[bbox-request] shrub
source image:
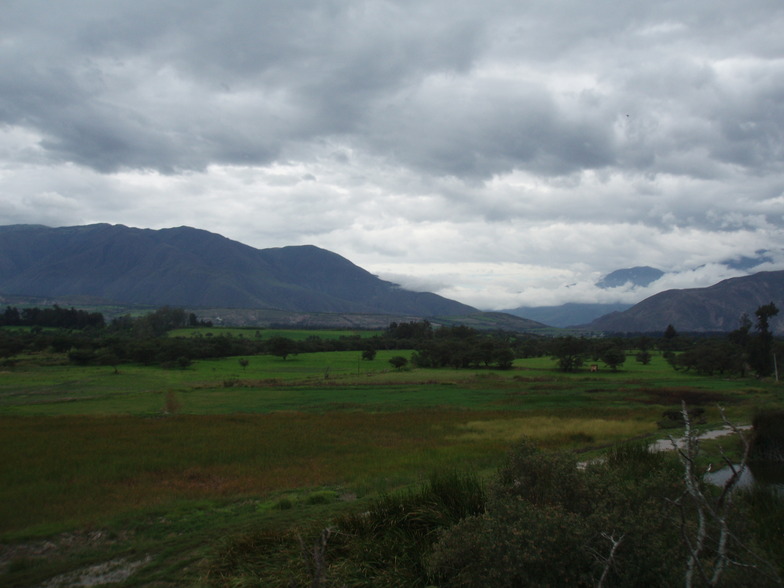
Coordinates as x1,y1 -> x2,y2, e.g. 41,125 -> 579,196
306,491 -> 337,505
429,500 -> 591,587
429,439 -> 687,587
388,355 -> 408,370
494,439 -> 594,515
749,410 -> 784,462
330,470 -> 485,586
67,348 -> 96,365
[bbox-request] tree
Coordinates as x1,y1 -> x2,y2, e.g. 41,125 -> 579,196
667,404 -> 768,587
96,350 -> 121,374
494,347 -> 515,370
728,313 -> 752,348
67,348 -> 96,366
749,303 -> 779,377
550,337 -> 588,372
389,356 -> 408,370
660,324 -> 680,352
755,302 -> 779,334
673,339 -> 747,376
600,347 -> 626,371
134,306 -> 187,337
2,306 -> 20,326
635,350 -> 652,365
238,358 -> 249,371
361,348 -> 377,361
268,337 -> 297,361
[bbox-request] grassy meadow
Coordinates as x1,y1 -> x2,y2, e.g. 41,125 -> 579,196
1,334 -> 782,586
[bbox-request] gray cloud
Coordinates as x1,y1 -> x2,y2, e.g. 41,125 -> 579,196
1,0 -> 783,309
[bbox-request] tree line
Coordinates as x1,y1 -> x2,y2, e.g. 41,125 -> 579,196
2,305 -> 105,329
544,303 -> 782,379
1,305 -> 781,378
666,303 -> 780,377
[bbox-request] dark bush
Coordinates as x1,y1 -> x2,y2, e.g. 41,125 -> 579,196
330,470 -> 485,586
429,440 -> 688,587
750,410 -> 784,462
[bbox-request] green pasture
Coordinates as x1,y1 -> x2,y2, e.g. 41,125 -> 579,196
1,346 -> 782,586
1,351 -> 774,418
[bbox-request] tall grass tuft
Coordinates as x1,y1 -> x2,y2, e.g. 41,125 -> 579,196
329,470 -> 486,586
738,485 -> 784,569
338,470 -> 485,538
203,471 -> 486,587
605,439 -> 665,471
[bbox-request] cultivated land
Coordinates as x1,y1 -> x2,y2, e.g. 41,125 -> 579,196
1,330 -> 782,586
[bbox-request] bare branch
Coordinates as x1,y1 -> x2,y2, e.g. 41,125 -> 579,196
595,532 -> 625,588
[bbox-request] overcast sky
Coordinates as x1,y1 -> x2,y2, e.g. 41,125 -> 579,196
2,0 -> 783,310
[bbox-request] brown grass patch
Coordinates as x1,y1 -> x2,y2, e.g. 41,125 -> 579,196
0,411 -> 517,533
631,387 -> 728,405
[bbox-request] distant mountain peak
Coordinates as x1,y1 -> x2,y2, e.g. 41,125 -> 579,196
596,266 -> 664,289
722,250 -> 773,271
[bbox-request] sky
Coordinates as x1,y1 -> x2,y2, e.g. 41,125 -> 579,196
1,0 -> 783,310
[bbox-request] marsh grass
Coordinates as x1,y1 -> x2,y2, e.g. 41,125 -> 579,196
448,416 -> 657,448
1,347 -> 782,585
0,411 -> 513,536
207,470 -> 486,587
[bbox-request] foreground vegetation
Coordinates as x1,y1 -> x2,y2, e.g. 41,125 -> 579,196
1,308 -> 783,586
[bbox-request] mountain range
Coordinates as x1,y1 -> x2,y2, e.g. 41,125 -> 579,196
1,223 -> 781,334
0,224 -> 482,318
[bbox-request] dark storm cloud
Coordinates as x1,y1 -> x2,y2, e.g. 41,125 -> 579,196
1,0 -> 486,173
3,0 -> 783,184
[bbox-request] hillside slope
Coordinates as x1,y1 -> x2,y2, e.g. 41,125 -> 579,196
0,224 -> 477,316
585,271 -> 784,333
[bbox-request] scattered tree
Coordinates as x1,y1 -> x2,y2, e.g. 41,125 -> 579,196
599,346 -> 626,371
549,336 -> 588,372
749,302 -> 779,377
635,350 -> 652,365
268,336 -> 297,361
389,355 -> 408,370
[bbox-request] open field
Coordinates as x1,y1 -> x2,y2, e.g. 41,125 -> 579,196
1,346 -> 782,585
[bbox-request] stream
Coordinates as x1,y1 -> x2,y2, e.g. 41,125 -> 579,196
705,462 -> 784,493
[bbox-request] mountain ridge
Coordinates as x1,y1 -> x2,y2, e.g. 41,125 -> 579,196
582,271 -> 784,334
0,224 -> 478,317
596,266 -> 664,289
